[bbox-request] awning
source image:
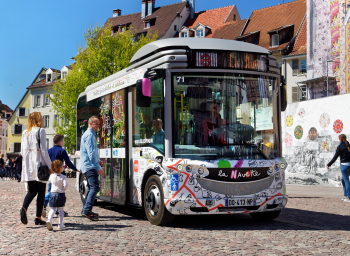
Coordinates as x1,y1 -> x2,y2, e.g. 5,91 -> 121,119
297,76 -> 336,85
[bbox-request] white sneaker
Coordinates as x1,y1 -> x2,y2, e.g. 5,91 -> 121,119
344,199 -> 350,202
46,221 -> 53,231
342,196 -> 348,201
58,224 -> 66,229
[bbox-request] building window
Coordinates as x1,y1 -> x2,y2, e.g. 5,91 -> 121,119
233,14 -> 236,21
14,125 -> 22,134
36,95 -> 41,107
54,115 -> 59,126
45,94 -> 50,105
301,60 -> 307,73
292,87 -> 299,103
14,143 -> 21,153
43,115 -> 50,128
174,25 -> 177,31
62,71 -> 67,80
292,59 -> 299,76
47,74 -> 52,83
271,34 -> 279,47
196,30 -> 204,38
145,22 -> 150,28
19,108 -> 26,116
180,32 -> 188,38
120,27 -> 125,32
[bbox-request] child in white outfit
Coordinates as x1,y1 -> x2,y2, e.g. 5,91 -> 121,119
46,160 -> 68,231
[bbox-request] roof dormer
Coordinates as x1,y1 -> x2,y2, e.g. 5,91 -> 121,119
178,26 -> 195,38
46,68 -> 60,83
60,66 -> 72,81
267,24 -> 294,48
193,23 -> 211,38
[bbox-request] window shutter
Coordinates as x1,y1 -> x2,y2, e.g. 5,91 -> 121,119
10,125 -> 15,134
292,60 -> 299,76
22,124 -> 27,131
16,108 -> 19,116
292,87 -> 299,103
25,108 -> 29,116
32,95 -> 35,108
9,143 -> 14,153
42,94 -> 45,107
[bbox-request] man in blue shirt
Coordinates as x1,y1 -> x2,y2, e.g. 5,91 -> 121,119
80,116 -> 104,221
151,118 -> 165,145
44,134 -> 79,217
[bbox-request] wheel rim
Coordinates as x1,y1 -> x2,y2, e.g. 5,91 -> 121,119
146,184 -> 161,216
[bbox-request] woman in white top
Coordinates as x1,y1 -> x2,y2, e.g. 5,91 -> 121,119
20,112 -> 52,226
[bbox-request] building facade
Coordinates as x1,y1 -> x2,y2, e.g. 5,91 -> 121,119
0,103 -> 13,158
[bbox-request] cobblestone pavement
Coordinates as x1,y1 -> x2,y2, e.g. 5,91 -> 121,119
1,179 -> 350,255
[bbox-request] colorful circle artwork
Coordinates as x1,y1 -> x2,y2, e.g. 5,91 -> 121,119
298,108 -> 305,118
285,134 -> 293,147
286,115 -> 293,127
319,113 -> 330,129
321,140 -> 329,152
333,119 -> 344,134
308,127 -> 318,141
294,125 -> 303,140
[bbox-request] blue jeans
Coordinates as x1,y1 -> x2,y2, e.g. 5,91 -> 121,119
82,169 -> 100,214
340,165 -> 350,197
44,183 -> 52,207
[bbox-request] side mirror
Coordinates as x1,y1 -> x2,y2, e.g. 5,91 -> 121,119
136,78 -> 151,107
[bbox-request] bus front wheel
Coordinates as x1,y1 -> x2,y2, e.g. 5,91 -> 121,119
143,175 -> 175,226
249,210 -> 281,221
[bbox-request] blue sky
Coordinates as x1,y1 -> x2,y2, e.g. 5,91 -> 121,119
0,0 -> 294,110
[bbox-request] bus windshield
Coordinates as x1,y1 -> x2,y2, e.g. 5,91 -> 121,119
173,73 -> 279,161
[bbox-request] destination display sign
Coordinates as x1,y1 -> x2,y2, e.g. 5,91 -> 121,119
206,167 -> 270,182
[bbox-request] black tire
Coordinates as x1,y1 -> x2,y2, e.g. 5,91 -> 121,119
249,210 -> 281,221
143,175 -> 175,226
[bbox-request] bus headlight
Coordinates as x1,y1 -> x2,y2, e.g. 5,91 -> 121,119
280,163 -> 285,169
198,167 -> 204,175
186,165 -> 192,172
177,164 -> 183,171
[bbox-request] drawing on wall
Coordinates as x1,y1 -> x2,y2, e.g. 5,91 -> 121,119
294,125 -> 303,140
298,108 -> 305,118
333,119 -> 343,133
308,127 -> 318,141
286,115 -> 293,127
282,94 -> 350,187
285,134 -> 293,147
319,113 -> 330,128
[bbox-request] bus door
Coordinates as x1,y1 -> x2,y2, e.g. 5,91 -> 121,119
98,94 -> 112,202
111,90 -> 127,205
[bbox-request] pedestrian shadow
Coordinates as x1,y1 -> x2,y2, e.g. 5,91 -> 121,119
64,222 -> 131,231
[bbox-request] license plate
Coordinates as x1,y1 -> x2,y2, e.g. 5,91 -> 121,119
225,199 -> 247,207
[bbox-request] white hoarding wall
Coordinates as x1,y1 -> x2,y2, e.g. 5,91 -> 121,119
282,94 -> 350,187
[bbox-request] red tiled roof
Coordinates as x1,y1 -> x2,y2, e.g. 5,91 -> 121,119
0,104 -> 13,113
289,16 -> 307,55
182,6 -> 236,38
242,0 -> 306,49
212,19 -> 248,40
27,78 -> 55,89
105,2 -> 187,38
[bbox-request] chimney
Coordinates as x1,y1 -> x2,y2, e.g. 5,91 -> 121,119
147,0 -> 155,16
182,0 -> 195,19
141,0 -> 148,19
113,9 -> 121,17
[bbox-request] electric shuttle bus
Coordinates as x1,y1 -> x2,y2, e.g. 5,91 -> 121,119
75,38 -> 288,226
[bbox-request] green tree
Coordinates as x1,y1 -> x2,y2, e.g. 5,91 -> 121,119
50,24 -> 157,153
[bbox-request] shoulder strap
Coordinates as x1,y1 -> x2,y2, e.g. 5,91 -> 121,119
37,128 -> 41,150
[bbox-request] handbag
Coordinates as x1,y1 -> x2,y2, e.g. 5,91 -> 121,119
36,128 -> 50,181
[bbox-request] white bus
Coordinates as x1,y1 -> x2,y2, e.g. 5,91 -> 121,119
76,38 -> 288,225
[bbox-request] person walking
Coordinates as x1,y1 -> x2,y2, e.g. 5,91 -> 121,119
327,134 -> 350,202
80,116 -> 103,221
20,112 -> 52,225
14,154 -> 22,182
5,156 -> 11,180
10,158 -> 15,180
46,160 -> 68,231
44,134 -> 79,217
0,154 -> 4,180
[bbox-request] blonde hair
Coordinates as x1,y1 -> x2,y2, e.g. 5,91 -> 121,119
51,160 -> 63,173
26,112 -> 43,134
339,134 -> 350,152
0,154 -> 3,158
88,116 -> 99,126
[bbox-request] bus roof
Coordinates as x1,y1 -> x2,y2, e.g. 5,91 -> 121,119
130,38 -> 271,64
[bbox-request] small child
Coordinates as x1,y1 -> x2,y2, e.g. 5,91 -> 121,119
46,160 -> 68,231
